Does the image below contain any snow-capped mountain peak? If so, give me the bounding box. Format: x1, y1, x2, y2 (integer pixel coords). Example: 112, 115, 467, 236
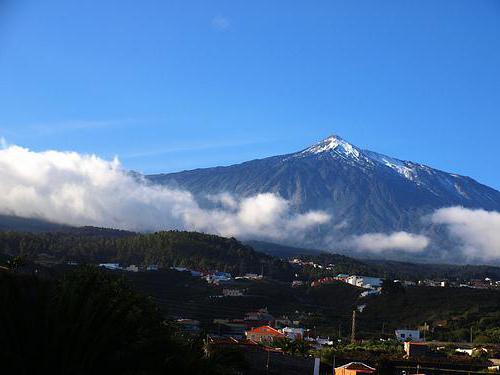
301, 135, 362, 159
300, 135, 420, 180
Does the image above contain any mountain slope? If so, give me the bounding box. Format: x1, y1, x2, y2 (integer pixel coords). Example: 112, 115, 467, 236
0, 215, 72, 232
148, 135, 500, 262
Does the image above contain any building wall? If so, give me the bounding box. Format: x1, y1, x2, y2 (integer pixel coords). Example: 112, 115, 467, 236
395, 329, 421, 341
335, 369, 364, 375
246, 332, 277, 343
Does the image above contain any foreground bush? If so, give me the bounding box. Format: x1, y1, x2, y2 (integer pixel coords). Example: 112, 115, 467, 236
0, 266, 245, 374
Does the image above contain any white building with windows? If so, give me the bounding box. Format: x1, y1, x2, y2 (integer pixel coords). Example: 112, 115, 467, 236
395, 329, 422, 342
346, 275, 383, 289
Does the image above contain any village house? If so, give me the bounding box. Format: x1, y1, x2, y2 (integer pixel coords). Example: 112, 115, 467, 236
418, 279, 441, 287
125, 264, 139, 272
395, 329, 422, 342
281, 327, 305, 341
346, 275, 383, 289
222, 288, 244, 297
360, 289, 381, 298
335, 362, 376, 375
245, 325, 285, 343
394, 279, 416, 287
456, 347, 488, 356
206, 271, 232, 283
470, 279, 492, 289
305, 336, 334, 349
243, 273, 262, 280
99, 263, 121, 270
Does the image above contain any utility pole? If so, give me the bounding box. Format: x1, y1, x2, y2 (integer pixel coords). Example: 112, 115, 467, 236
351, 310, 356, 344
470, 326, 473, 343
332, 354, 336, 375
266, 348, 270, 374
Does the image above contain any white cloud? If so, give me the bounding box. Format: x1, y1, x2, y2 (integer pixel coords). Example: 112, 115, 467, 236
345, 231, 430, 253
334, 219, 349, 230
432, 206, 500, 261
0, 143, 330, 241
211, 15, 230, 31
206, 192, 239, 210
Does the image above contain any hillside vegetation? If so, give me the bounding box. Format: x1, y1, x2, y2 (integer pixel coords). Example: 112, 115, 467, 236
0, 230, 294, 280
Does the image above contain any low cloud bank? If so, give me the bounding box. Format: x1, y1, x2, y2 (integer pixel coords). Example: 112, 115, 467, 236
432, 206, 500, 261
345, 231, 430, 253
0, 144, 330, 240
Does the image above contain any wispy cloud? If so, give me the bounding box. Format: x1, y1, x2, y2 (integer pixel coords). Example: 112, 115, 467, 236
211, 15, 230, 31
1, 119, 135, 139
121, 138, 272, 159
27, 119, 129, 135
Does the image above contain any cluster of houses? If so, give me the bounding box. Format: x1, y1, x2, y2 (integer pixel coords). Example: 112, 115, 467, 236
289, 258, 336, 271
98, 263, 159, 272
212, 307, 307, 342
395, 329, 498, 363
171, 266, 263, 285
289, 256, 500, 292
309, 274, 383, 293
93, 263, 265, 287
176, 311, 499, 373
177, 307, 335, 351
306, 271, 500, 294
415, 277, 500, 289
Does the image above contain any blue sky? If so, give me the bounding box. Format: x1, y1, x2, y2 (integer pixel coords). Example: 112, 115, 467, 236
0, 0, 499, 188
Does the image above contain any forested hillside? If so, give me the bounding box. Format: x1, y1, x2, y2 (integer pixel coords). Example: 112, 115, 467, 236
0, 230, 294, 280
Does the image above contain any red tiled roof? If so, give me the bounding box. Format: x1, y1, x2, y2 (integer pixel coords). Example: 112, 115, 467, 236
246, 325, 284, 337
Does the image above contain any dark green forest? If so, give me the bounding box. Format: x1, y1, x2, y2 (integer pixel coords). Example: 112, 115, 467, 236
0, 230, 294, 280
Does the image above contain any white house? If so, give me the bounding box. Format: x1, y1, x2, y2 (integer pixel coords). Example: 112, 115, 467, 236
281, 327, 305, 341
346, 275, 383, 289
207, 271, 232, 283
126, 265, 139, 272
99, 263, 121, 270
223, 288, 244, 297
395, 329, 422, 342
305, 336, 334, 349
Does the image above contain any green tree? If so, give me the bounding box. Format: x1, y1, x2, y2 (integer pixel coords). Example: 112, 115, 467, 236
0, 266, 238, 374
